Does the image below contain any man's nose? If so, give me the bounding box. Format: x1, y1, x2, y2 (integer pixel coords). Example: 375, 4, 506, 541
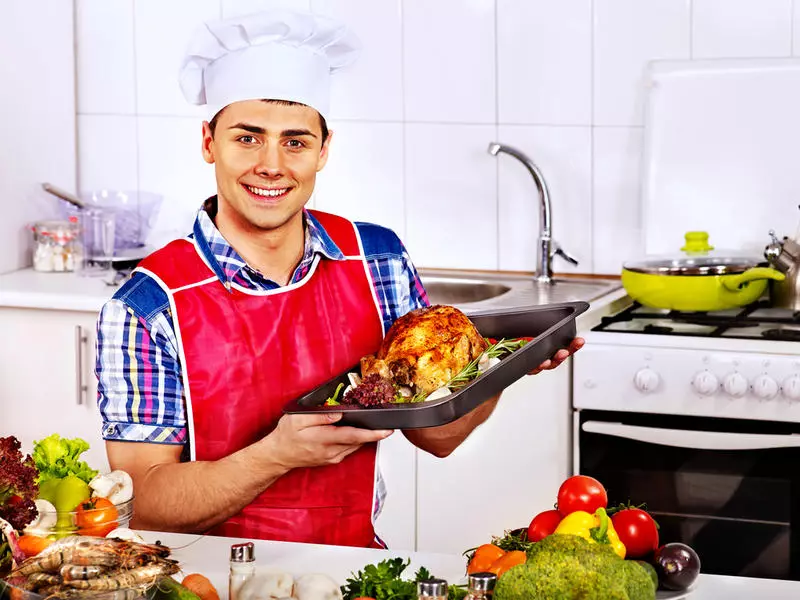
255, 142, 284, 176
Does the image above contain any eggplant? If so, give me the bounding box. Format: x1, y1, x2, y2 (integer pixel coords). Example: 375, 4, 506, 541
653, 543, 701, 591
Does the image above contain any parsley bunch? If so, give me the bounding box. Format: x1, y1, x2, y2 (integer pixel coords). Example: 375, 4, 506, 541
341, 557, 466, 600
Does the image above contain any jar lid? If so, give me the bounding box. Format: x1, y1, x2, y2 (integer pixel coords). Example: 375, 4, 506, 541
468, 572, 497, 592
417, 578, 449, 596
230, 541, 254, 562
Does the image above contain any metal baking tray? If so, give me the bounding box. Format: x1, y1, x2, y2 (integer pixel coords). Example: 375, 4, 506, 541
283, 301, 589, 429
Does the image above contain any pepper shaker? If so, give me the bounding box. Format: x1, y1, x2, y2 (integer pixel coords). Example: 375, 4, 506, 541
417, 577, 449, 600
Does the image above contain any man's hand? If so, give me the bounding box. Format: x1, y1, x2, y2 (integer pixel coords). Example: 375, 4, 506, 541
528, 337, 585, 375
265, 413, 393, 471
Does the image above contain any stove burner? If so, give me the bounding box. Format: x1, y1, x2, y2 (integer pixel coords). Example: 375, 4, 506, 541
762, 328, 800, 341
643, 324, 673, 335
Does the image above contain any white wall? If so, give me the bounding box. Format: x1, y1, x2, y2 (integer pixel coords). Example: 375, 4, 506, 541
75, 0, 800, 274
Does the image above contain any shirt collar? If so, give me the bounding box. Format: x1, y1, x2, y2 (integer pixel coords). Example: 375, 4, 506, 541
192, 200, 345, 289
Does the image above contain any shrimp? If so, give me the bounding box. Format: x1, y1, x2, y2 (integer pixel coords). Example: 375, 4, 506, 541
60, 563, 109, 581
63, 561, 180, 591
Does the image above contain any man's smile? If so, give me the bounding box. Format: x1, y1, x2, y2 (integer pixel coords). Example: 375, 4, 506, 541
242, 183, 291, 201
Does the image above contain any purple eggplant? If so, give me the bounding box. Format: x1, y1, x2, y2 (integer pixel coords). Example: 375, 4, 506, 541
653, 543, 701, 591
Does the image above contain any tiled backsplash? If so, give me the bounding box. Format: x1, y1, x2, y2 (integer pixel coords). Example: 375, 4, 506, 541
75, 0, 800, 274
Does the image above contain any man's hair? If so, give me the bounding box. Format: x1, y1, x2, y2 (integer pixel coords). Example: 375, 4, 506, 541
208, 99, 329, 144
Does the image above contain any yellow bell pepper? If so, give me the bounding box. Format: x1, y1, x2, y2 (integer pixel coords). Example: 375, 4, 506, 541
553, 507, 626, 558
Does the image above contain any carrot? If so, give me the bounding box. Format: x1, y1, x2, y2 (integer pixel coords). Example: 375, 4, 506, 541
181, 573, 220, 600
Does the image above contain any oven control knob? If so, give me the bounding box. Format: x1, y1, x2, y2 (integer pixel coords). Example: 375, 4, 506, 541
722, 373, 749, 398
633, 368, 660, 393
782, 375, 800, 401
752, 374, 779, 400
692, 371, 719, 396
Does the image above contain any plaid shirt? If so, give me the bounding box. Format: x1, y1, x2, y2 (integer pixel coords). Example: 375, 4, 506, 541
96, 205, 429, 445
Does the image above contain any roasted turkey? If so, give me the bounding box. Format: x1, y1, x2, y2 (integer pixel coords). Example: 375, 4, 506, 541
360, 304, 488, 394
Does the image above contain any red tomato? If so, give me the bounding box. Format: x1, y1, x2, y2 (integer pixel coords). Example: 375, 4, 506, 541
527, 509, 562, 542
611, 508, 659, 559
557, 475, 608, 517
76, 497, 119, 537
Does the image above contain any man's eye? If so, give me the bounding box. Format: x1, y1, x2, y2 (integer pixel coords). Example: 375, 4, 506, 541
286, 139, 306, 149
238, 135, 257, 144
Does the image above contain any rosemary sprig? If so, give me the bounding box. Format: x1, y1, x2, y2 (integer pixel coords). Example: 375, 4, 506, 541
446, 338, 529, 392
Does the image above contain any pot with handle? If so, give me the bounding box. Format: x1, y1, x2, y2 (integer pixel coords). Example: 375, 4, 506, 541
622, 231, 784, 312
764, 230, 800, 310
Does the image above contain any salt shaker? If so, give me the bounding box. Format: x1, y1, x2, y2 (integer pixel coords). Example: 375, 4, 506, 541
229, 541, 255, 600
417, 577, 449, 600
464, 572, 497, 599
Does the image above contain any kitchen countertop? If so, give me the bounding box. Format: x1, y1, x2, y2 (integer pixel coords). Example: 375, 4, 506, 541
143, 531, 800, 600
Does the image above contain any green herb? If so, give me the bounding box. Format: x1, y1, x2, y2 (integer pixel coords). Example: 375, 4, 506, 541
492, 528, 535, 553
341, 557, 466, 600
31, 433, 98, 485
445, 338, 529, 392
324, 382, 346, 406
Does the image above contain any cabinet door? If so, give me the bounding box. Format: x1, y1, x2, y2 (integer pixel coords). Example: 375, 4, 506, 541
0, 307, 108, 472
415, 367, 571, 554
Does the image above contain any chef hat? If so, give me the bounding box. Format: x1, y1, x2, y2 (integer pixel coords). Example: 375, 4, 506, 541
179, 9, 360, 120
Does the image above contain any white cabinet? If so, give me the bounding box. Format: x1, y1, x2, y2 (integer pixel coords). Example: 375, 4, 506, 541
0, 307, 108, 472
414, 367, 572, 554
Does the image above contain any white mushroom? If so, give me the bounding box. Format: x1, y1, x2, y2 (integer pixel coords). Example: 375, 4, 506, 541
347, 372, 362, 387
396, 386, 414, 398
25, 499, 57, 532
238, 568, 294, 600
478, 356, 501, 373
89, 470, 133, 505
426, 387, 452, 401
105, 527, 144, 543
293, 573, 343, 600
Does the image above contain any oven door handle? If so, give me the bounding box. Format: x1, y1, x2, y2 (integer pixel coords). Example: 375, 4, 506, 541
582, 421, 800, 450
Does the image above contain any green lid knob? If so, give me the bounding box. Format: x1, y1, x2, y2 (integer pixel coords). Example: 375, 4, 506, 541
681, 231, 714, 254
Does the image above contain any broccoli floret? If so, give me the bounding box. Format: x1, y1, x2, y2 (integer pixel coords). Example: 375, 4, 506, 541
494, 557, 628, 600
619, 560, 657, 600
500, 534, 656, 600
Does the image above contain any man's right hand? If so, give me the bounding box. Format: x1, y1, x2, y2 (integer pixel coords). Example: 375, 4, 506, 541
264, 412, 393, 471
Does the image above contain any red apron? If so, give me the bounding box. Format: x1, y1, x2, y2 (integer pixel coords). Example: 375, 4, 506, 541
137, 210, 385, 547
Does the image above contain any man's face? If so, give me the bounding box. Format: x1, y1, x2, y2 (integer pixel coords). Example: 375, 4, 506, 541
202, 100, 330, 233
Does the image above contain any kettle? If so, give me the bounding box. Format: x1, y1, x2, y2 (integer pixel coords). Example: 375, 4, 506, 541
765, 230, 800, 309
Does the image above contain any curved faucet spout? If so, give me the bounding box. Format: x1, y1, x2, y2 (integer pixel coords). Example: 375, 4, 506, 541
488, 142, 555, 283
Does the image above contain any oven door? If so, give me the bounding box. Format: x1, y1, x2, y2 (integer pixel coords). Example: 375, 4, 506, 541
577, 410, 800, 580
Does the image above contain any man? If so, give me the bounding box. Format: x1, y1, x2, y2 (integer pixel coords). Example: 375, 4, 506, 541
96, 10, 582, 548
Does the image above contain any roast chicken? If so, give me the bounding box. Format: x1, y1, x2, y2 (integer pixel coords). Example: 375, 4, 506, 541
360, 304, 488, 394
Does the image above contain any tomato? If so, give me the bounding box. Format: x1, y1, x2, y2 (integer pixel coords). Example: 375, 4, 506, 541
527, 509, 562, 542
76, 497, 119, 537
486, 550, 527, 578
557, 475, 608, 517
467, 543, 506, 574
611, 508, 659, 559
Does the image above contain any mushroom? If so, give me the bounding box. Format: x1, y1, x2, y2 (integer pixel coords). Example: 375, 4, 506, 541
293, 573, 343, 600
25, 499, 57, 532
89, 470, 133, 505
105, 527, 144, 543
238, 568, 294, 600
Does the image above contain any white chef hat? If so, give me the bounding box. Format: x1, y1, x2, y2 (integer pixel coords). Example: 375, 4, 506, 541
179, 9, 360, 120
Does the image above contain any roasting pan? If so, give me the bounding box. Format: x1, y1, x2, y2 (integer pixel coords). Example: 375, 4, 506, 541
283, 301, 590, 429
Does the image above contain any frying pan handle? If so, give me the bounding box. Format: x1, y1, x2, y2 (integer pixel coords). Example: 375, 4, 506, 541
721, 267, 785, 291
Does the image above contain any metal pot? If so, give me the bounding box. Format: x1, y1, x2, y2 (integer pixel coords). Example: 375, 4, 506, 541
622, 232, 785, 312
764, 231, 800, 309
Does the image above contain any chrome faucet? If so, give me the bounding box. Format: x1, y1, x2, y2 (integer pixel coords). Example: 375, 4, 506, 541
488, 142, 578, 283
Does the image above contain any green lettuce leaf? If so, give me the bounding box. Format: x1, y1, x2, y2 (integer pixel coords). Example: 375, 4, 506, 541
32, 434, 98, 485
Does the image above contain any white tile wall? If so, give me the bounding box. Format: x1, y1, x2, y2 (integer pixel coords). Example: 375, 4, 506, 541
73, 0, 800, 274
692, 0, 792, 58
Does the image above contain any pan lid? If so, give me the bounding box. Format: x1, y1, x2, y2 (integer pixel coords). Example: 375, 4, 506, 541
623, 231, 764, 275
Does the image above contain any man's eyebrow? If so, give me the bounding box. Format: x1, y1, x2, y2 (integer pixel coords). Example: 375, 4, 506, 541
282, 128, 317, 139
229, 123, 266, 134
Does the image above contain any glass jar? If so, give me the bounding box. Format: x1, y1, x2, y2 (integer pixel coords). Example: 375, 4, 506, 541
464, 572, 497, 599
417, 577, 449, 600
31, 218, 81, 272
229, 541, 255, 600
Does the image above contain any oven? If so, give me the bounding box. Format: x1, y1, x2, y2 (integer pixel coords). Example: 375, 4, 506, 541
573, 301, 800, 580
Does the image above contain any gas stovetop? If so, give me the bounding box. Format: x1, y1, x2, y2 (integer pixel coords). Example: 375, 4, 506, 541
593, 301, 800, 342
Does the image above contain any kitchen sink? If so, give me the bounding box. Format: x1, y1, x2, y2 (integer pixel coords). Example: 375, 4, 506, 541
419, 270, 622, 311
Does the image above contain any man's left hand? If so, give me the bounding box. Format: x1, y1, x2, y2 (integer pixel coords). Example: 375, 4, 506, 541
528, 337, 585, 375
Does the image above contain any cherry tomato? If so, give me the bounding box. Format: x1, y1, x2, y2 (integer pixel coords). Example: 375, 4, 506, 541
76, 497, 119, 537
527, 509, 562, 542
467, 543, 506, 574
611, 508, 659, 559
557, 475, 608, 517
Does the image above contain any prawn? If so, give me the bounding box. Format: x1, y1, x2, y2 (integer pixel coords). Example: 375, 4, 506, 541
60, 563, 109, 581
63, 561, 179, 590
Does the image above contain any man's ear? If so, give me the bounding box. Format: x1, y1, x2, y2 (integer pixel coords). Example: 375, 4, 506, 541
201, 121, 215, 164
317, 130, 333, 172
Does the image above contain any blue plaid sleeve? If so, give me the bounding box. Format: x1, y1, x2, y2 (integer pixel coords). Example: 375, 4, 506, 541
95, 275, 187, 445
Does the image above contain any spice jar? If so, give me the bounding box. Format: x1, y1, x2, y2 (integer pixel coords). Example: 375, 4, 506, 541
464, 572, 497, 599
417, 577, 449, 600
229, 541, 255, 600
31, 218, 81, 272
